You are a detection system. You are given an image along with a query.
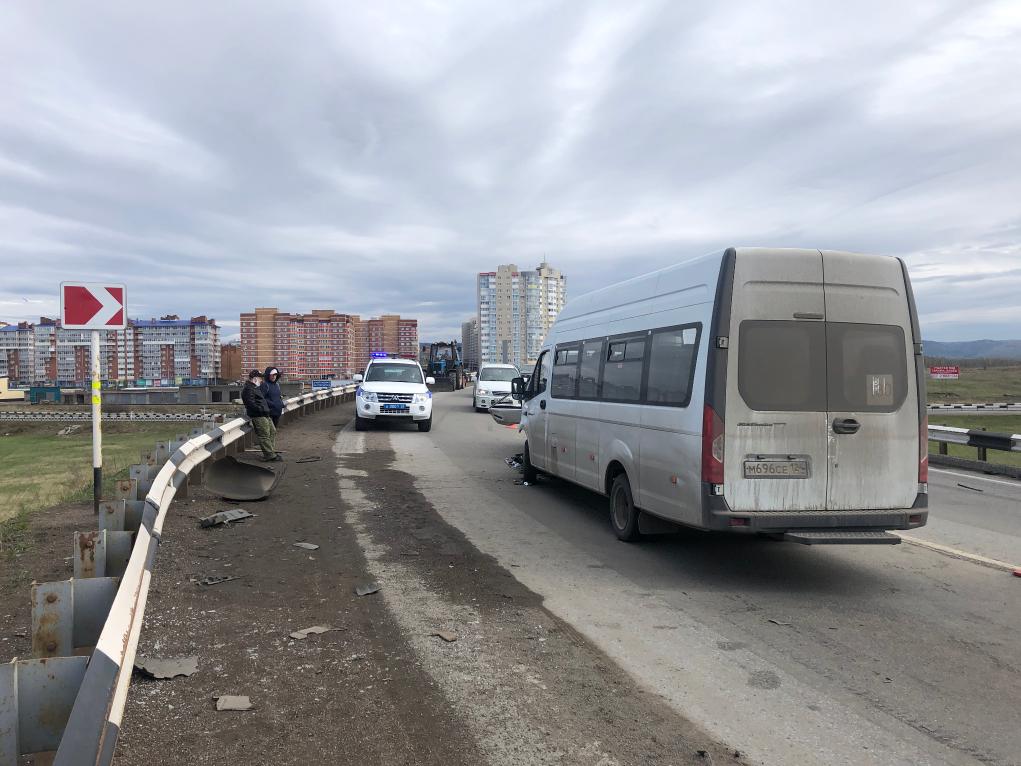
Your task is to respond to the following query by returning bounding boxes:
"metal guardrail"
[0,410,231,422]
[927,424,1021,462]
[1,385,356,765]
[928,402,1021,412]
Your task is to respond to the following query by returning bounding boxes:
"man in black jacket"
[260,366,285,426]
[242,370,280,461]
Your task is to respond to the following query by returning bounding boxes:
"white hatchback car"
[473,363,520,411]
[353,358,436,432]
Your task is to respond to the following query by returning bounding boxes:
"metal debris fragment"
[768,619,792,626]
[214,695,254,711]
[294,542,320,550]
[355,582,380,597]
[199,509,255,528]
[135,656,198,679]
[196,575,240,587]
[295,456,323,464]
[289,625,341,640]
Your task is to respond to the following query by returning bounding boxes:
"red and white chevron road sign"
[60,282,127,329]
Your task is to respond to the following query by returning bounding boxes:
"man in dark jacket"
[242,370,279,461]
[260,366,285,426]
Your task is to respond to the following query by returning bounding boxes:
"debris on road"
[513,479,530,486]
[768,619,792,626]
[214,695,254,712]
[289,625,342,640]
[505,454,524,471]
[956,482,984,492]
[295,455,323,464]
[196,575,240,587]
[199,508,255,527]
[57,425,83,436]
[135,656,199,680]
[293,542,320,550]
[355,582,381,597]
[431,630,458,643]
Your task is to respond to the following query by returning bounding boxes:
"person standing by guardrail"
[261,366,285,426]
[242,370,281,461]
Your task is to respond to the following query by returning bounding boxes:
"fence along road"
[0,385,355,766]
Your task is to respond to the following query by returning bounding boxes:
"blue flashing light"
[370,351,389,359]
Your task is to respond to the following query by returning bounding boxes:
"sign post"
[60,282,127,513]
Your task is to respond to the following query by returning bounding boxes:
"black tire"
[418,416,433,432]
[522,442,538,484]
[609,473,642,542]
[355,414,369,432]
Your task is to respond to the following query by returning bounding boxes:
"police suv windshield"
[365,363,424,384]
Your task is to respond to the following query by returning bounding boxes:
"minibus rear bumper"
[703,490,929,533]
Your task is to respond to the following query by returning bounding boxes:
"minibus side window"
[578,339,604,399]
[601,337,645,402]
[552,346,581,399]
[525,351,548,399]
[646,324,701,407]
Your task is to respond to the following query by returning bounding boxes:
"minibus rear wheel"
[610,473,641,542]
[522,442,538,483]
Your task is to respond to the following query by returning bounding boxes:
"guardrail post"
[977,427,987,462]
[73,531,106,579]
[939,442,948,456]
[32,581,72,658]
[0,656,89,761]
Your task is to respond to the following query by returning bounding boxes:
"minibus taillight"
[919,415,929,485]
[702,404,725,485]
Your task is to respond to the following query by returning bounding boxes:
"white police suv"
[353,358,435,432]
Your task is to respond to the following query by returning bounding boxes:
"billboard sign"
[929,365,960,380]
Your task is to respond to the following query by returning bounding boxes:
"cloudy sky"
[1,1,1019,342]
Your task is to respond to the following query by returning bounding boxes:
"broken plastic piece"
[295,456,323,464]
[294,542,320,550]
[214,695,254,711]
[768,619,792,626]
[289,625,341,640]
[199,509,254,528]
[135,656,198,679]
[431,630,458,643]
[355,582,380,597]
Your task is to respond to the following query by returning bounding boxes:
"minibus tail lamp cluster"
[918,415,929,489]
[702,404,725,487]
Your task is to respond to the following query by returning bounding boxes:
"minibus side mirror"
[511,377,526,400]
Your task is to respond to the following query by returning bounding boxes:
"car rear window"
[739,321,827,411]
[738,320,907,412]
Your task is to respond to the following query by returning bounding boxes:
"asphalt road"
[361,389,1021,766]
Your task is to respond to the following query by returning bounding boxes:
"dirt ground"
[2,402,741,765]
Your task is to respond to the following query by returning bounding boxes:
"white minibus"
[512,248,929,543]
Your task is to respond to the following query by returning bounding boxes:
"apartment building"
[477,261,566,368]
[461,317,480,370]
[0,316,220,385]
[240,309,418,380]
[220,343,242,382]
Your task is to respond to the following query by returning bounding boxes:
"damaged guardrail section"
[0,385,355,765]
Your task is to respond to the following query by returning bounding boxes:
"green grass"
[928,414,1021,469]
[926,365,1021,404]
[0,423,185,530]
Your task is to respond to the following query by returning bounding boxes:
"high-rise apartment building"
[239,309,418,380]
[0,316,220,385]
[461,317,480,370]
[477,261,566,368]
[220,343,242,382]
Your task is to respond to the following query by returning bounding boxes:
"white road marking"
[930,467,1021,490]
[895,533,1020,574]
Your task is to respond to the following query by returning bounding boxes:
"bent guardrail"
[1,385,355,765]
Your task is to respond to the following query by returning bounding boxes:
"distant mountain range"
[923,340,1021,360]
